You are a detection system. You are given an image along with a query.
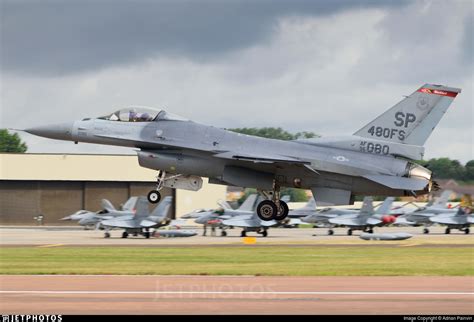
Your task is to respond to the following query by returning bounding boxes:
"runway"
[1,275,473,314]
[1,225,473,246]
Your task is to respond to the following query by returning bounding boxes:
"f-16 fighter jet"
[23,84,460,222]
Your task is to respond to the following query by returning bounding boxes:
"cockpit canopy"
[98,107,188,122]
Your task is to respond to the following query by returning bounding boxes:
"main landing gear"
[256,181,289,221]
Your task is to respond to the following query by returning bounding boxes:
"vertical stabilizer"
[359,197,374,215]
[375,197,395,215]
[354,84,461,146]
[150,196,173,220]
[238,194,258,211]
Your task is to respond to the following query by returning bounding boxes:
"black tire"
[147,190,161,204]
[262,230,268,237]
[328,229,334,236]
[347,229,353,236]
[221,231,227,237]
[274,201,289,221]
[256,200,278,221]
[104,232,111,238]
[464,228,470,234]
[368,228,374,234]
[122,232,128,238]
[144,232,151,239]
[423,228,429,234]
[445,228,451,234]
[240,230,247,237]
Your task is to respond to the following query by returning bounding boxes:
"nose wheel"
[147,170,166,204]
[147,190,161,204]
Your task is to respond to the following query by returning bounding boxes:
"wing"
[222,217,277,227]
[101,218,137,228]
[222,218,255,227]
[430,216,469,225]
[329,217,363,226]
[213,151,311,164]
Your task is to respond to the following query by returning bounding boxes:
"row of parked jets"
[62,196,195,238]
[63,190,472,239]
[183,190,473,237]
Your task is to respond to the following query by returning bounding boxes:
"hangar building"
[0,153,226,225]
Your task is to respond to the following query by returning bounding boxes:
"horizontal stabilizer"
[140,219,159,227]
[366,218,382,226]
[363,174,428,191]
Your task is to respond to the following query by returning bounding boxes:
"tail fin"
[359,196,374,215]
[150,196,173,220]
[375,197,395,215]
[121,196,138,211]
[354,84,461,146]
[301,198,316,210]
[238,194,258,211]
[134,196,150,219]
[101,199,116,212]
[217,199,232,210]
[431,190,452,208]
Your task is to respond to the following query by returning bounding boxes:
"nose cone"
[24,122,74,141]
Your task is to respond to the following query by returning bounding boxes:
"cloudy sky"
[1,0,472,163]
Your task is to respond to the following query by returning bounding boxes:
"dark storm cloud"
[1,0,407,76]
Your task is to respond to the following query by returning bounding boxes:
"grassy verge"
[0,246,472,276]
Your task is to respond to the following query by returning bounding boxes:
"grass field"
[1,246,473,276]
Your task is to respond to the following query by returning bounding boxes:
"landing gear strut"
[147,171,166,203]
[256,180,289,221]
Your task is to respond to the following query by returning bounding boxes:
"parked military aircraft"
[219,195,278,237]
[430,208,473,234]
[191,194,260,236]
[329,197,396,235]
[221,212,277,237]
[301,204,359,235]
[101,196,173,238]
[61,197,138,221]
[394,190,457,233]
[61,197,139,229]
[23,84,461,221]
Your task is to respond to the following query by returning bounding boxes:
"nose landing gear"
[147,171,166,204]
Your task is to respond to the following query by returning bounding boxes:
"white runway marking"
[1,290,472,295]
